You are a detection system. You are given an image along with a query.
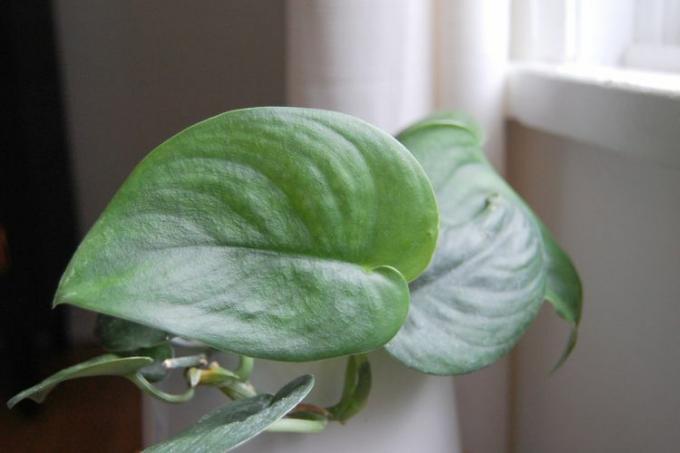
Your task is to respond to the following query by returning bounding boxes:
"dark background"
[1,0,77,398]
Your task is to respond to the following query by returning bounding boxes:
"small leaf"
[54,107,439,361]
[7,355,152,408]
[386,113,582,374]
[145,375,315,452]
[192,362,241,387]
[327,354,371,422]
[95,314,168,352]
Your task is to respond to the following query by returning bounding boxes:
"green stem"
[326,354,371,422]
[267,417,327,433]
[163,354,207,370]
[234,356,254,381]
[129,373,194,404]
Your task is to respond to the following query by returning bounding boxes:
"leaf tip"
[549,324,579,374]
[6,389,40,410]
[51,289,67,309]
[6,395,20,409]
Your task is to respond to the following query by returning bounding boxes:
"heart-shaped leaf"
[386,113,581,374]
[6,355,152,408]
[145,375,314,452]
[54,107,439,361]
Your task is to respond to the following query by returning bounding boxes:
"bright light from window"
[513,0,680,74]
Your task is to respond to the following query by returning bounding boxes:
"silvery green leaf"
[387,113,581,374]
[145,375,314,452]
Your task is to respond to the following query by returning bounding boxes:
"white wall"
[507,122,680,453]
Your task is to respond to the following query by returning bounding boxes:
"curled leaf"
[7,355,152,408]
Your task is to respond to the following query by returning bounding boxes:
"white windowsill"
[507,63,680,168]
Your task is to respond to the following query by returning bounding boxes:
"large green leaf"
[6,355,152,408]
[54,107,439,361]
[386,113,582,374]
[145,375,314,453]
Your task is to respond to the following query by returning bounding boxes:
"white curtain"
[287,0,509,169]
[286,2,510,453]
[287,0,432,133]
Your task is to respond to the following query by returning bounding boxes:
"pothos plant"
[7,107,581,451]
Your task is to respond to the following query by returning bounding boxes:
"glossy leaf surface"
[6,355,152,408]
[386,113,581,374]
[54,107,439,361]
[145,375,314,453]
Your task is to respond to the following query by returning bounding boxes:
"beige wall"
[52,0,285,340]
[507,122,680,453]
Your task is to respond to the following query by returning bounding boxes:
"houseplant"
[7,107,581,451]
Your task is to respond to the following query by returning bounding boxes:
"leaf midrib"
[133,242,388,274]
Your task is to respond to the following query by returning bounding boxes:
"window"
[513,0,680,73]
[624,0,680,72]
[508,0,680,167]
